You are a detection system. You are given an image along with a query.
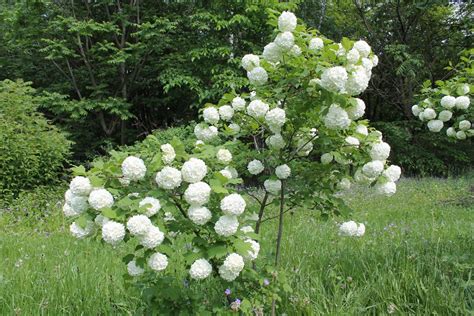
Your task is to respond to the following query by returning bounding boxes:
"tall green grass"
[0,177,472,314]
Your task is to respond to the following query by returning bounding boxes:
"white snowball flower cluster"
[216,149,232,164]
[241,54,260,71]
[324,104,351,129]
[278,11,297,32]
[232,96,246,111]
[339,221,365,237]
[219,105,234,121]
[219,253,245,281]
[345,136,360,147]
[148,252,168,271]
[265,108,286,128]
[203,107,220,125]
[353,40,371,57]
[188,206,212,225]
[264,179,282,195]
[347,98,366,119]
[194,124,218,142]
[440,96,456,109]
[274,31,294,51]
[214,215,239,237]
[362,160,384,178]
[346,48,360,64]
[247,159,264,175]
[320,153,333,164]
[262,42,281,63]
[70,221,94,239]
[88,188,114,211]
[155,166,182,190]
[356,124,369,136]
[189,259,213,280]
[374,181,397,197]
[275,164,291,179]
[421,108,436,120]
[345,66,370,95]
[427,120,443,132]
[309,37,324,50]
[455,96,470,109]
[127,260,144,276]
[266,134,286,150]
[247,67,268,86]
[291,44,302,56]
[184,182,211,206]
[63,190,88,216]
[181,158,207,183]
[102,220,126,245]
[139,197,161,217]
[382,165,401,182]
[320,66,348,93]
[240,225,254,234]
[69,176,92,196]
[247,100,269,119]
[228,123,241,134]
[220,193,246,216]
[127,215,152,236]
[161,144,176,165]
[438,110,453,122]
[459,120,471,130]
[243,239,260,261]
[140,226,164,249]
[337,178,351,191]
[122,156,147,181]
[369,142,391,160]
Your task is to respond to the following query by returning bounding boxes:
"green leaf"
[101,207,117,219]
[207,245,228,259]
[209,179,228,194]
[71,165,86,176]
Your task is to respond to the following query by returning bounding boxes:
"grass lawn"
[1,176,473,315]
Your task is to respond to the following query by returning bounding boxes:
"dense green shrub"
[0,80,71,198]
[373,121,473,177]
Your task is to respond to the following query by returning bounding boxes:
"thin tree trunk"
[275,181,285,266]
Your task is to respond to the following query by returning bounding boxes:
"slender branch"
[274,181,285,266]
[260,207,293,224]
[254,192,269,235]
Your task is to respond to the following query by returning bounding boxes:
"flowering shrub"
[64,10,398,314]
[412,49,473,140]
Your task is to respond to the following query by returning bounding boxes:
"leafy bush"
[373,121,473,176]
[0,80,71,199]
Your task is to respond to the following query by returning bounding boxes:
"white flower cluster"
[412,89,472,139]
[214,215,239,237]
[188,206,212,225]
[264,179,282,195]
[339,221,365,237]
[247,159,264,175]
[88,188,114,211]
[184,182,211,206]
[275,164,291,179]
[324,104,351,130]
[220,193,246,216]
[139,197,161,217]
[217,149,232,164]
[247,100,269,119]
[219,253,245,281]
[181,158,207,183]
[122,156,147,181]
[155,166,182,190]
[161,144,176,165]
[194,123,218,142]
[189,258,213,280]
